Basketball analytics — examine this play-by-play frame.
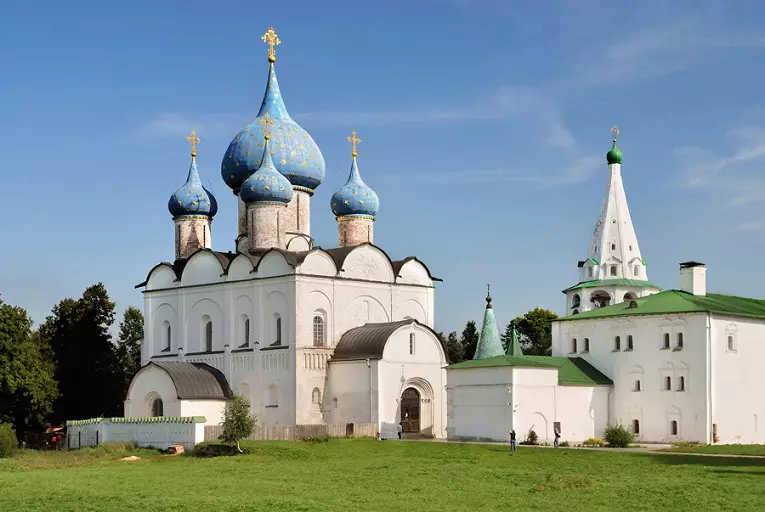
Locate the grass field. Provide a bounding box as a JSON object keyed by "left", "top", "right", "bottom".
{"left": 664, "top": 444, "right": 765, "bottom": 457}
{"left": 1, "top": 440, "right": 764, "bottom": 511}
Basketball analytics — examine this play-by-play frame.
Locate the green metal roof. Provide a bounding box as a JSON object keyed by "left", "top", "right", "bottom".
{"left": 562, "top": 278, "right": 661, "bottom": 293}
{"left": 447, "top": 355, "right": 612, "bottom": 386}
{"left": 557, "top": 290, "right": 765, "bottom": 322}
{"left": 474, "top": 303, "right": 504, "bottom": 360}
{"left": 506, "top": 328, "right": 523, "bottom": 356}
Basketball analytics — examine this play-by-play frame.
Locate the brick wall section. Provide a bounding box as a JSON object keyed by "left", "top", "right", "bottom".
{"left": 337, "top": 216, "right": 374, "bottom": 247}
{"left": 237, "top": 195, "right": 247, "bottom": 237}
{"left": 248, "top": 203, "right": 287, "bottom": 250}
{"left": 175, "top": 216, "right": 212, "bottom": 260}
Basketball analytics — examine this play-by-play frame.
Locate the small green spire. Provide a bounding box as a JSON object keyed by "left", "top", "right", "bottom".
{"left": 607, "top": 126, "right": 622, "bottom": 164}
{"left": 473, "top": 290, "right": 504, "bottom": 360}
{"left": 506, "top": 328, "right": 524, "bottom": 356}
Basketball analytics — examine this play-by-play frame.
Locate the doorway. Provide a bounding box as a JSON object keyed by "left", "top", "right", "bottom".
{"left": 401, "top": 387, "right": 420, "bottom": 433}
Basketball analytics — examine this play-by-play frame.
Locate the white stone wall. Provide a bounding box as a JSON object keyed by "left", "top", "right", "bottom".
{"left": 125, "top": 365, "right": 181, "bottom": 417}
{"left": 67, "top": 418, "right": 205, "bottom": 451}
{"left": 337, "top": 216, "right": 374, "bottom": 247}
{"left": 174, "top": 216, "right": 212, "bottom": 260}
{"left": 180, "top": 400, "right": 226, "bottom": 426}
{"left": 710, "top": 315, "right": 765, "bottom": 443}
{"left": 553, "top": 313, "right": 709, "bottom": 443}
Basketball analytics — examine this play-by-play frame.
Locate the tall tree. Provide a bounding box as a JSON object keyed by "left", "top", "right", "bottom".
{"left": 500, "top": 323, "right": 514, "bottom": 354}
{"left": 44, "top": 284, "right": 121, "bottom": 422}
{"left": 460, "top": 321, "right": 479, "bottom": 361}
{"left": 507, "top": 308, "right": 558, "bottom": 356}
{"left": 116, "top": 306, "right": 144, "bottom": 387}
{"left": 0, "top": 299, "right": 58, "bottom": 434}
{"left": 438, "top": 331, "right": 465, "bottom": 364}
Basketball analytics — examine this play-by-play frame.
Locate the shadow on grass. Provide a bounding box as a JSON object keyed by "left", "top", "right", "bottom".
{"left": 645, "top": 453, "right": 765, "bottom": 468}
{"left": 711, "top": 469, "right": 765, "bottom": 476}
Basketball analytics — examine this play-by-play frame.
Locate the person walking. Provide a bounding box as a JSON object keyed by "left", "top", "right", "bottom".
{"left": 397, "top": 422, "right": 403, "bottom": 439}
{"left": 509, "top": 429, "right": 517, "bottom": 452}
{"left": 554, "top": 429, "right": 561, "bottom": 448}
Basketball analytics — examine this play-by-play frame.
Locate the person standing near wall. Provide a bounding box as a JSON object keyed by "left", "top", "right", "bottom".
{"left": 554, "top": 430, "right": 561, "bottom": 448}
{"left": 509, "top": 429, "right": 516, "bottom": 452}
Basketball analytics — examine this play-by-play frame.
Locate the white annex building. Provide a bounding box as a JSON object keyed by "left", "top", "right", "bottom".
{"left": 125, "top": 28, "right": 448, "bottom": 438}
{"left": 447, "top": 130, "right": 765, "bottom": 445}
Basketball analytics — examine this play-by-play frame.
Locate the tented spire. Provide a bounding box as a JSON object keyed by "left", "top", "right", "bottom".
{"left": 473, "top": 289, "right": 504, "bottom": 360}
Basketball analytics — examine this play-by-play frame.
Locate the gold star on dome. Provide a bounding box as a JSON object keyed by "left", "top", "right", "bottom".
{"left": 343, "top": 200, "right": 349, "bottom": 205}
{"left": 262, "top": 26, "right": 281, "bottom": 63}
{"left": 281, "top": 159, "right": 287, "bottom": 164}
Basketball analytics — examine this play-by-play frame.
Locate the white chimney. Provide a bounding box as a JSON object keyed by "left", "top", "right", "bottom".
{"left": 679, "top": 261, "right": 706, "bottom": 296}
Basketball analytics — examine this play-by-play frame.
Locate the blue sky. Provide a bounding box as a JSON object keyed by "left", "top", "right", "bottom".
{"left": 3, "top": 0, "right": 765, "bottom": 335}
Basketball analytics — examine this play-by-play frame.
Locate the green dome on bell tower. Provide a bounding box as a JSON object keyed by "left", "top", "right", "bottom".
{"left": 606, "top": 126, "right": 623, "bottom": 164}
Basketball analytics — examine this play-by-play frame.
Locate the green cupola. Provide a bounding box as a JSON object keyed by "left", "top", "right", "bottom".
{"left": 606, "top": 126, "right": 622, "bottom": 164}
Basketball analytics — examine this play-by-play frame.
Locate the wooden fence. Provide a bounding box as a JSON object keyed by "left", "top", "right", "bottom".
{"left": 204, "top": 423, "right": 377, "bottom": 442}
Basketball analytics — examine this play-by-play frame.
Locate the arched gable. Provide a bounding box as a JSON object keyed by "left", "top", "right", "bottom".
{"left": 256, "top": 249, "right": 295, "bottom": 278}
{"left": 340, "top": 245, "right": 395, "bottom": 283}
{"left": 227, "top": 254, "right": 255, "bottom": 281}
{"left": 145, "top": 264, "right": 178, "bottom": 291}
{"left": 298, "top": 250, "right": 338, "bottom": 277}
{"left": 181, "top": 251, "right": 226, "bottom": 286}
{"left": 395, "top": 299, "right": 427, "bottom": 324}
{"left": 395, "top": 259, "right": 433, "bottom": 286}
{"left": 382, "top": 321, "right": 447, "bottom": 365}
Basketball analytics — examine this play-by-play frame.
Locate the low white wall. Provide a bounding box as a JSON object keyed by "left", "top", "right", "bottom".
{"left": 66, "top": 417, "right": 206, "bottom": 451}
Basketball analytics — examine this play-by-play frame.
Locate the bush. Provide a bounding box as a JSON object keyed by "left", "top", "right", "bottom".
{"left": 193, "top": 442, "right": 250, "bottom": 458}
{"left": 603, "top": 424, "right": 635, "bottom": 448}
{"left": 0, "top": 423, "right": 18, "bottom": 458}
{"left": 220, "top": 394, "right": 257, "bottom": 452}
{"left": 520, "top": 428, "right": 538, "bottom": 446}
{"left": 583, "top": 437, "right": 605, "bottom": 447}
{"left": 299, "top": 435, "right": 329, "bottom": 443}
{"left": 559, "top": 440, "right": 570, "bottom": 447}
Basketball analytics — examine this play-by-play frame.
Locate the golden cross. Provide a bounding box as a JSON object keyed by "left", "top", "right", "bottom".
{"left": 259, "top": 113, "right": 275, "bottom": 140}
{"left": 347, "top": 130, "right": 361, "bottom": 157}
{"left": 610, "top": 126, "right": 620, "bottom": 142}
{"left": 262, "top": 26, "right": 281, "bottom": 63}
{"left": 186, "top": 130, "right": 200, "bottom": 157}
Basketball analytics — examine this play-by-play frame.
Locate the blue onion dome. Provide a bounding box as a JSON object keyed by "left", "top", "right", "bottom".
{"left": 240, "top": 136, "right": 294, "bottom": 205}
{"left": 168, "top": 142, "right": 218, "bottom": 218}
{"left": 221, "top": 59, "right": 325, "bottom": 194}
{"left": 331, "top": 145, "right": 379, "bottom": 218}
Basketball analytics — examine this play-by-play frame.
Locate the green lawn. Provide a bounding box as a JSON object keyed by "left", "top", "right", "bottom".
{"left": 664, "top": 444, "right": 765, "bottom": 457}
{"left": 1, "top": 440, "right": 764, "bottom": 511}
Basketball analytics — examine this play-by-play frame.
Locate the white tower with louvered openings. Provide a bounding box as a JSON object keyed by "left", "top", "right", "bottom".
{"left": 563, "top": 128, "right": 660, "bottom": 315}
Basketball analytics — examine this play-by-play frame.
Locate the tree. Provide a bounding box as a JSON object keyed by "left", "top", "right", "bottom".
{"left": 0, "top": 299, "right": 58, "bottom": 435}
{"left": 438, "top": 331, "right": 465, "bottom": 364}
{"left": 43, "top": 284, "right": 122, "bottom": 422}
{"left": 460, "top": 321, "right": 479, "bottom": 361}
{"left": 507, "top": 308, "right": 558, "bottom": 356}
{"left": 500, "top": 323, "right": 514, "bottom": 354}
{"left": 220, "top": 394, "right": 256, "bottom": 452}
{"left": 115, "top": 307, "right": 144, "bottom": 404}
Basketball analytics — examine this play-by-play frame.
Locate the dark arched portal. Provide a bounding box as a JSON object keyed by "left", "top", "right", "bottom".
{"left": 400, "top": 387, "right": 421, "bottom": 433}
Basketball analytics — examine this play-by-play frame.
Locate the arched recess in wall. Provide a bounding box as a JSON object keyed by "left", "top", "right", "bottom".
{"left": 529, "top": 412, "right": 549, "bottom": 442}
{"left": 190, "top": 298, "right": 224, "bottom": 353}
{"left": 153, "top": 303, "right": 177, "bottom": 354}
{"left": 395, "top": 299, "right": 427, "bottom": 324}
{"left": 239, "top": 382, "right": 251, "bottom": 405}
{"left": 308, "top": 290, "right": 332, "bottom": 347}
{"left": 235, "top": 294, "right": 254, "bottom": 348}
{"left": 345, "top": 295, "right": 389, "bottom": 331}
{"left": 264, "top": 290, "right": 288, "bottom": 347}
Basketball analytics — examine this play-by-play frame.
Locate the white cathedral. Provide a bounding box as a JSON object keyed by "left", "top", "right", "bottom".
{"left": 124, "top": 28, "right": 447, "bottom": 438}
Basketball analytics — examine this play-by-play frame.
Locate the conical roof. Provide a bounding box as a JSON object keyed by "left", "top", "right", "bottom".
{"left": 473, "top": 292, "right": 505, "bottom": 360}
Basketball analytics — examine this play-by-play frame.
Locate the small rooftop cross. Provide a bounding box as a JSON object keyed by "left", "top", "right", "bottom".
{"left": 262, "top": 25, "right": 281, "bottom": 62}
{"left": 610, "top": 126, "right": 620, "bottom": 142}
{"left": 347, "top": 130, "right": 361, "bottom": 158}
{"left": 186, "top": 131, "right": 200, "bottom": 158}
{"left": 259, "top": 113, "right": 275, "bottom": 140}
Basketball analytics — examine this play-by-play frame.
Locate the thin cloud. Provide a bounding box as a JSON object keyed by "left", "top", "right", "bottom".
{"left": 139, "top": 112, "right": 245, "bottom": 140}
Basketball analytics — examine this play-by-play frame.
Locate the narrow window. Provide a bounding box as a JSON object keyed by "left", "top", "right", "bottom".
{"left": 244, "top": 318, "right": 250, "bottom": 347}
{"left": 677, "top": 333, "right": 684, "bottom": 348}
{"left": 663, "top": 333, "right": 670, "bottom": 349}
{"left": 614, "top": 336, "right": 621, "bottom": 351}
{"left": 409, "top": 333, "right": 415, "bottom": 355}
{"left": 572, "top": 294, "right": 581, "bottom": 308}
{"left": 627, "top": 335, "right": 634, "bottom": 350}
{"left": 276, "top": 316, "right": 282, "bottom": 345}
{"left": 727, "top": 335, "right": 735, "bottom": 351}
{"left": 311, "top": 387, "right": 321, "bottom": 405}
{"left": 665, "top": 376, "right": 672, "bottom": 391}
{"left": 205, "top": 321, "right": 213, "bottom": 352}
{"left": 678, "top": 376, "right": 685, "bottom": 391}
{"left": 571, "top": 338, "right": 578, "bottom": 353}
{"left": 588, "top": 266, "right": 593, "bottom": 278}
{"left": 632, "top": 419, "right": 640, "bottom": 434}
{"left": 671, "top": 420, "right": 678, "bottom": 436}
{"left": 633, "top": 265, "right": 639, "bottom": 276}
{"left": 610, "top": 265, "right": 617, "bottom": 276}
{"left": 611, "top": 243, "right": 616, "bottom": 250}
{"left": 634, "top": 380, "right": 641, "bottom": 392}
{"left": 152, "top": 398, "right": 163, "bottom": 417}
{"left": 584, "top": 338, "right": 590, "bottom": 352}
{"left": 312, "top": 316, "right": 325, "bottom": 347}
{"left": 165, "top": 324, "right": 171, "bottom": 351}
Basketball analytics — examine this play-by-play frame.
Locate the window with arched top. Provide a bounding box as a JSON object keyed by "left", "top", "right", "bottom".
{"left": 584, "top": 338, "right": 590, "bottom": 352}
{"left": 632, "top": 419, "right": 640, "bottom": 434}
{"left": 627, "top": 335, "right": 634, "bottom": 350}
{"left": 634, "top": 379, "right": 641, "bottom": 392}
{"left": 678, "top": 376, "right": 685, "bottom": 391}
{"left": 670, "top": 420, "right": 678, "bottom": 436}
{"left": 663, "top": 333, "right": 670, "bottom": 349}
{"left": 634, "top": 265, "right": 639, "bottom": 277}
{"left": 665, "top": 376, "right": 672, "bottom": 391}
{"left": 312, "top": 387, "right": 321, "bottom": 405}
{"left": 587, "top": 266, "right": 594, "bottom": 278}
{"left": 275, "top": 316, "right": 282, "bottom": 345}
{"left": 572, "top": 294, "right": 581, "bottom": 308}
{"left": 205, "top": 320, "right": 213, "bottom": 352}
{"left": 611, "top": 243, "right": 616, "bottom": 251}
{"left": 727, "top": 334, "right": 736, "bottom": 352}
{"left": 571, "top": 338, "right": 578, "bottom": 354}
{"left": 677, "top": 333, "right": 684, "bottom": 349}
{"left": 614, "top": 336, "right": 621, "bottom": 351}
{"left": 152, "top": 398, "right": 163, "bottom": 417}
{"left": 161, "top": 321, "right": 171, "bottom": 352}
{"left": 313, "top": 316, "right": 325, "bottom": 347}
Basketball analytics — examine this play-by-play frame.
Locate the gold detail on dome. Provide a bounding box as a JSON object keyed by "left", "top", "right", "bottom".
{"left": 347, "top": 130, "right": 361, "bottom": 158}
{"left": 610, "top": 126, "right": 620, "bottom": 142}
{"left": 281, "top": 159, "right": 287, "bottom": 164}
{"left": 262, "top": 26, "right": 281, "bottom": 63}
{"left": 259, "top": 112, "right": 275, "bottom": 140}
{"left": 186, "top": 130, "right": 200, "bottom": 158}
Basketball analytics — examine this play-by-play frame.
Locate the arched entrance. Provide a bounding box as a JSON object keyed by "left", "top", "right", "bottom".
{"left": 400, "top": 387, "right": 420, "bottom": 433}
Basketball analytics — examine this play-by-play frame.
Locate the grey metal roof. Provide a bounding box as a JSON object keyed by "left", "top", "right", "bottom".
{"left": 332, "top": 319, "right": 449, "bottom": 362}
{"left": 150, "top": 361, "right": 233, "bottom": 400}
